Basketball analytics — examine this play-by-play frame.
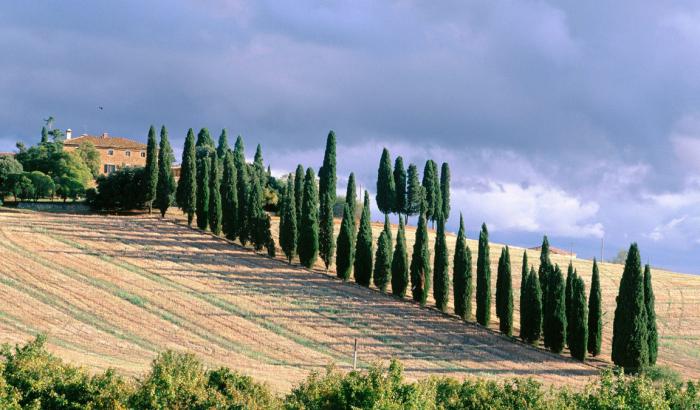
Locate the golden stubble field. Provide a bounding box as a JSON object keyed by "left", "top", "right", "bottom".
{"left": 0, "top": 208, "right": 697, "bottom": 392}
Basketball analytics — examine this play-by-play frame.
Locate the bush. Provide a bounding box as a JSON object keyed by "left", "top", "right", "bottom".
{"left": 87, "top": 166, "right": 145, "bottom": 211}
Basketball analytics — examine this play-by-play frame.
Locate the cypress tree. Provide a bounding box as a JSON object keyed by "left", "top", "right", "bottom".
{"left": 522, "top": 267, "right": 543, "bottom": 344}
{"left": 41, "top": 126, "right": 49, "bottom": 143}
{"left": 195, "top": 156, "right": 210, "bottom": 230}
{"left": 176, "top": 129, "right": 197, "bottom": 226}
{"left": 383, "top": 214, "right": 393, "bottom": 266}
{"left": 319, "top": 131, "right": 337, "bottom": 271}
{"left": 547, "top": 265, "right": 567, "bottom": 354}
{"left": 565, "top": 262, "right": 575, "bottom": 348}
{"left": 345, "top": 172, "right": 357, "bottom": 230}
{"left": 233, "top": 136, "right": 250, "bottom": 245}
{"left": 393, "top": 156, "right": 407, "bottom": 217}
{"left": 644, "top": 264, "right": 658, "bottom": 366}
{"left": 143, "top": 125, "right": 158, "bottom": 212}
{"left": 391, "top": 217, "right": 409, "bottom": 298}
{"left": 294, "top": 165, "right": 305, "bottom": 241}
{"left": 354, "top": 191, "right": 373, "bottom": 286}
{"left": 253, "top": 144, "right": 266, "bottom": 187}
{"left": 612, "top": 243, "right": 649, "bottom": 373}
{"left": 248, "top": 174, "right": 266, "bottom": 251}
{"left": 588, "top": 259, "right": 603, "bottom": 357}
{"left": 373, "top": 231, "right": 391, "bottom": 292}
{"left": 154, "top": 126, "right": 176, "bottom": 218}
{"left": 453, "top": 214, "right": 471, "bottom": 320}
{"left": 336, "top": 203, "right": 354, "bottom": 280}
{"left": 410, "top": 209, "right": 431, "bottom": 305}
{"left": 422, "top": 160, "right": 439, "bottom": 222}
{"left": 519, "top": 250, "right": 529, "bottom": 340}
{"left": 475, "top": 223, "right": 491, "bottom": 326}
{"left": 217, "top": 129, "right": 230, "bottom": 160}
{"left": 439, "top": 162, "right": 450, "bottom": 221}
{"left": 570, "top": 276, "right": 588, "bottom": 361}
{"left": 298, "top": 168, "right": 319, "bottom": 268}
{"left": 538, "top": 236, "right": 552, "bottom": 346}
{"left": 196, "top": 128, "right": 214, "bottom": 148}
{"left": 208, "top": 152, "right": 222, "bottom": 235}
{"left": 264, "top": 213, "right": 275, "bottom": 257}
{"left": 280, "top": 176, "right": 297, "bottom": 263}
{"left": 405, "top": 164, "right": 422, "bottom": 223}
{"left": 319, "top": 130, "right": 337, "bottom": 203}
{"left": 496, "top": 246, "right": 513, "bottom": 336}
{"left": 221, "top": 151, "right": 239, "bottom": 240}
{"left": 433, "top": 213, "right": 449, "bottom": 312}
{"left": 376, "top": 148, "right": 395, "bottom": 215}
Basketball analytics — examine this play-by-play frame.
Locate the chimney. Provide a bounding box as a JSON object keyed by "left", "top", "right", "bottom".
{"left": 66, "top": 129, "right": 72, "bottom": 140}
{"left": 102, "top": 132, "right": 109, "bottom": 139}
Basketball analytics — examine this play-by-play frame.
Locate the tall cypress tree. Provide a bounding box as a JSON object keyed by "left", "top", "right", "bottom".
{"left": 345, "top": 172, "right": 357, "bottom": 231}
{"left": 196, "top": 156, "right": 210, "bottom": 230}
{"left": 433, "top": 213, "right": 449, "bottom": 312}
{"left": 294, "top": 165, "right": 305, "bottom": 237}
{"left": 422, "top": 160, "right": 439, "bottom": 223}
{"left": 155, "top": 126, "right": 176, "bottom": 218}
{"left": 319, "top": 131, "right": 337, "bottom": 203}
{"left": 354, "top": 191, "right": 373, "bottom": 286}
{"left": 176, "top": 129, "right": 197, "bottom": 226}
{"left": 644, "top": 264, "right": 658, "bottom": 366}
{"left": 522, "top": 267, "right": 543, "bottom": 344}
{"left": 233, "top": 136, "right": 249, "bottom": 245}
{"left": 588, "top": 259, "right": 603, "bottom": 357}
{"left": 519, "top": 251, "right": 529, "bottom": 340}
{"left": 439, "top": 162, "right": 450, "bottom": 221}
{"left": 373, "top": 231, "right": 391, "bottom": 292}
{"left": 496, "top": 246, "right": 513, "bottom": 336}
{"left": 405, "top": 164, "right": 422, "bottom": 223}
{"left": 391, "top": 218, "right": 409, "bottom": 298}
{"left": 279, "top": 176, "right": 297, "bottom": 263}
{"left": 453, "top": 214, "right": 471, "bottom": 320}
{"left": 612, "top": 243, "right": 649, "bottom": 373}
{"left": 208, "top": 152, "right": 222, "bottom": 235}
{"left": 221, "top": 151, "right": 239, "bottom": 240}
{"left": 393, "top": 156, "right": 407, "bottom": 217}
{"left": 298, "top": 168, "right": 319, "bottom": 268}
{"left": 547, "top": 265, "right": 567, "bottom": 353}
{"left": 476, "top": 223, "right": 491, "bottom": 326}
{"left": 143, "top": 125, "right": 158, "bottom": 212}
{"left": 253, "top": 144, "right": 266, "bottom": 188}
{"left": 538, "top": 236, "right": 552, "bottom": 346}
{"left": 410, "top": 209, "right": 431, "bottom": 305}
{"left": 196, "top": 128, "right": 214, "bottom": 148}
{"left": 565, "top": 262, "right": 575, "bottom": 348}
{"left": 318, "top": 131, "right": 337, "bottom": 271}
{"left": 217, "top": 129, "right": 230, "bottom": 160}
{"left": 570, "top": 276, "right": 588, "bottom": 361}
{"left": 247, "top": 173, "right": 264, "bottom": 250}
{"left": 383, "top": 214, "right": 393, "bottom": 266}
{"left": 336, "top": 203, "right": 354, "bottom": 280}
{"left": 376, "top": 148, "right": 395, "bottom": 215}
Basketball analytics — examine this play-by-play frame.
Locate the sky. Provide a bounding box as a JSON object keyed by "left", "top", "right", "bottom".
{"left": 1, "top": 1, "right": 699, "bottom": 273}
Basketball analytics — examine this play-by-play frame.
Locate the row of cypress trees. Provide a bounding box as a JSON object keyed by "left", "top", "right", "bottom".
{"left": 141, "top": 125, "right": 176, "bottom": 218}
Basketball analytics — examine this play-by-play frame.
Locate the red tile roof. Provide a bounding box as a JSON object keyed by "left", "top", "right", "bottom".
{"left": 63, "top": 134, "right": 146, "bottom": 150}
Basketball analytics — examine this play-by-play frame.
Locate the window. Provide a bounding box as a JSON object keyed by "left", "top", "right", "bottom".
{"left": 104, "top": 164, "right": 116, "bottom": 174}
{"left": 107, "top": 149, "right": 114, "bottom": 156}
{"left": 125, "top": 150, "right": 131, "bottom": 157}
{"left": 140, "top": 151, "right": 146, "bottom": 158}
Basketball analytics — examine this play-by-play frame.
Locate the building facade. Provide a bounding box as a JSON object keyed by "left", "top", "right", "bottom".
{"left": 63, "top": 130, "right": 147, "bottom": 175}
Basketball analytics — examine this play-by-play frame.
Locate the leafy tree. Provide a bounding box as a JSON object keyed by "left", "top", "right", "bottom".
{"left": 345, "top": 172, "right": 357, "bottom": 231}
{"left": 391, "top": 217, "right": 409, "bottom": 298}
{"left": 588, "top": 259, "right": 603, "bottom": 357}
{"left": 176, "top": 129, "right": 197, "bottom": 226}
{"left": 373, "top": 231, "right": 391, "bottom": 292}
{"left": 439, "top": 162, "right": 450, "bottom": 221}
{"left": 519, "top": 251, "right": 529, "bottom": 340}
{"left": 354, "top": 191, "right": 373, "bottom": 286}
{"left": 410, "top": 209, "right": 431, "bottom": 305}
{"left": 0, "top": 156, "right": 22, "bottom": 187}
{"left": 221, "top": 151, "right": 239, "bottom": 240}
{"left": 217, "top": 129, "right": 230, "bottom": 160}
{"left": 143, "top": 125, "right": 159, "bottom": 213}
{"left": 27, "top": 171, "right": 54, "bottom": 201}
{"left": 475, "top": 223, "right": 491, "bottom": 326}
{"left": 570, "top": 276, "right": 588, "bottom": 361}
{"left": 208, "top": 152, "right": 223, "bottom": 235}
{"left": 298, "top": 168, "right": 319, "bottom": 268}
{"left": 55, "top": 176, "right": 84, "bottom": 202}
{"left": 376, "top": 148, "right": 395, "bottom": 215}
{"left": 547, "top": 265, "right": 567, "bottom": 354}
{"left": 433, "top": 213, "right": 449, "bottom": 312}
{"left": 566, "top": 262, "right": 575, "bottom": 348}
{"left": 612, "top": 243, "right": 649, "bottom": 373}
{"left": 496, "top": 246, "right": 513, "bottom": 336}
{"left": 336, "top": 203, "right": 354, "bottom": 280}
{"left": 280, "top": 176, "right": 297, "bottom": 263}
{"left": 644, "top": 264, "right": 658, "bottom": 366}
{"left": 521, "top": 267, "right": 542, "bottom": 344}
{"left": 294, "top": 165, "right": 305, "bottom": 241}
{"left": 319, "top": 131, "right": 337, "bottom": 270}
{"left": 453, "top": 214, "right": 472, "bottom": 320}
{"left": 393, "top": 156, "right": 406, "bottom": 217}
{"left": 87, "top": 167, "right": 145, "bottom": 210}
{"left": 75, "top": 141, "right": 101, "bottom": 178}
{"left": 405, "top": 164, "right": 422, "bottom": 223}
{"left": 196, "top": 156, "right": 210, "bottom": 230}
{"left": 3, "top": 173, "right": 33, "bottom": 201}
{"left": 233, "top": 136, "right": 250, "bottom": 245}
{"left": 155, "top": 126, "right": 176, "bottom": 217}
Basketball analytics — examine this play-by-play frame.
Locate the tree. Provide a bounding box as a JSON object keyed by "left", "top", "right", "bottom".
{"left": 318, "top": 131, "right": 337, "bottom": 271}
{"left": 475, "top": 223, "right": 491, "bottom": 326}
{"left": 294, "top": 165, "right": 305, "bottom": 242}
{"left": 391, "top": 217, "right": 409, "bottom": 298}
{"left": 519, "top": 251, "right": 529, "bottom": 340}
{"left": 221, "top": 151, "right": 239, "bottom": 240}
{"left": 439, "top": 162, "right": 450, "bottom": 221}
{"left": 547, "top": 265, "right": 567, "bottom": 354}
{"left": 565, "top": 261, "right": 575, "bottom": 348}
{"left": 0, "top": 156, "right": 23, "bottom": 188}
{"left": 176, "top": 129, "right": 197, "bottom": 226}
{"left": 196, "top": 128, "right": 214, "bottom": 148}
{"left": 538, "top": 236, "right": 552, "bottom": 346}
{"left": 612, "top": 243, "right": 649, "bottom": 373}
{"left": 410, "top": 209, "right": 431, "bottom": 305}
{"left": 432, "top": 213, "right": 449, "bottom": 312}
{"left": 336, "top": 203, "right": 354, "bottom": 280}
{"left": 208, "top": 152, "right": 222, "bottom": 235}
{"left": 588, "top": 259, "right": 603, "bottom": 357}
{"left": 644, "top": 264, "right": 658, "bottom": 366}
{"left": 570, "top": 276, "right": 588, "bottom": 361}
{"left": 248, "top": 172, "right": 266, "bottom": 251}
{"left": 4, "top": 173, "right": 33, "bottom": 201}
{"left": 382, "top": 214, "right": 393, "bottom": 266}
{"left": 55, "top": 176, "right": 84, "bottom": 202}
{"left": 75, "top": 141, "right": 101, "bottom": 178}
{"left": 373, "top": 231, "right": 391, "bottom": 293}
{"left": 405, "top": 164, "right": 422, "bottom": 223}
{"left": 264, "top": 213, "right": 275, "bottom": 257}
{"left": 155, "top": 126, "right": 176, "bottom": 218}
{"left": 393, "top": 156, "right": 406, "bottom": 217}
{"left": 521, "top": 267, "right": 543, "bottom": 344}
{"left": 298, "top": 168, "right": 319, "bottom": 268}
{"left": 280, "top": 176, "right": 297, "bottom": 263}
{"left": 217, "top": 129, "right": 230, "bottom": 160}
{"left": 253, "top": 144, "right": 265, "bottom": 188}
{"left": 196, "top": 156, "right": 210, "bottom": 230}
{"left": 143, "top": 125, "right": 159, "bottom": 212}
{"left": 376, "top": 148, "right": 395, "bottom": 215}
{"left": 421, "top": 160, "right": 440, "bottom": 223}
{"left": 354, "top": 191, "right": 373, "bottom": 287}
{"left": 345, "top": 172, "right": 357, "bottom": 230}
{"left": 41, "top": 126, "right": 49, "bottom": 143}
{"left": 27, "top": 171, "right": 54, "bottom": 201}
{"left": 234, "top": 136, "right": 250, "bottom": 245}
{"left": 453, "top": 214, "right": 472, "bottom": 320}
{"left": 496, "top": 246, "right": 513, "bottom": 336}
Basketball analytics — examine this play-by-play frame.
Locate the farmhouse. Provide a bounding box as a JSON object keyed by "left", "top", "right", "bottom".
{"left": 63, "top": 129, "right": 147, "bottom": 175}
